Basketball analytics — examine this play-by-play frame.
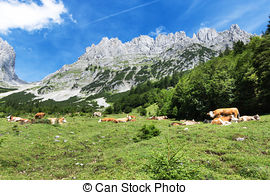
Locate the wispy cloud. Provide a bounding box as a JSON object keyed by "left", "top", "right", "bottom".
{"left": 206, "top": 1, "right": 269, "bottom": 32}
{"left": 0, "top": 0, "right": 73, "bottom": 34}
{"left": 184, "top": 0, "right": 203, "bottom": 15}
{"left": 149, "top": 26, "right": 167, "bottom": 37}
{"left": 88, "top": 0, "right": 160, "bottom": 24}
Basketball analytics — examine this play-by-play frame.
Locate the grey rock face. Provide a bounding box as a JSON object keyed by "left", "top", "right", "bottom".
{"left": 34, "top": 24, "right": 253, "bottom": 100}
{"left": 0, "top": 37, "right": 26, "bottom": 87}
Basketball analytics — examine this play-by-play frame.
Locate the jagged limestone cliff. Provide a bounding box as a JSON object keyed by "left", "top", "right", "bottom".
{"left": 0, "top": 37, "right": 25, "bottom": 87}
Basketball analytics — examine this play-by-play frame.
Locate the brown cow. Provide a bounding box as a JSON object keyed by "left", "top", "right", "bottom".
{"left": 35, "top": 112, "right": 46, "bottom": 119}
{"left": 114, "top": 116, "right": 132, "bottom": 123}
{"left": 58, "top": 117, "right": 67, "bottom": 124}
{"left": 127, "top": 115, "right": 136, "bottom": 119}
{"left": 19, "top": 118, "right": 31, "bottom": 124}
{"left": 208, "top": 108, "right": 240, "bottom": 118}
{"left": 211, "top": 115, "right": 238, "bottom": 125}
{"left": 170, "top": 122, "right": 184, "bottom": 126}
{"left": 98, "top": 118, "right": 116, "bottom": 122}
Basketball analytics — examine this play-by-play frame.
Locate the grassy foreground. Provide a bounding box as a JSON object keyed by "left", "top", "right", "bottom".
{"left": 0, "top": 113, "right": 269, "bottom": 180}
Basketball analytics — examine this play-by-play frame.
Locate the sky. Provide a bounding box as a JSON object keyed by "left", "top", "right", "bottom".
{"left": 0, "top": 0, "right": 269, "bottom": 82}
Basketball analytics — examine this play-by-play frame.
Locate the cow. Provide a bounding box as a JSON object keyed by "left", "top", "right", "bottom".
{"left": 170, "top": 122, "right": 184, "bottom": 126}
{"left": 35, "top": 112, "right": 46, "bottom": 119}
{"left": 239, "top": 114, "right": 260, "bottom": 122}
{"left": 127, "top": 115, "right": 136, "bottom": 119}
{"left": 147, "top": 116, "right": 168, "bottom": 120}
{"left": 7, "top": 115, "right": 22, "bottom": 122}
{"left": 93, "top": 112, "right": 102, "bottom": 117}
{"left": 113, "top": 116, "right": 132, "bottom": 123}
{"left": 208, "top": 108, "right": 240, "bottom": 119}
{"left": 48, "top": 118, "right": 58, "bottom": 125}
{"left": 19, "top": 118, "right": 31, "bottom": 124}
{"left": 181, "top": 120, "right": 200, "bottom": 125}
{"left": 98, "top": 118, "right": 116, "bottom": 123}
{"left": 211, "top": 115, "right": 238, "bottom": 125}
{"left": 48, "top": 117, "right": 67, "bottom": 125}
{"left": 58, "top": 117, "right": 67, "bottom": 124}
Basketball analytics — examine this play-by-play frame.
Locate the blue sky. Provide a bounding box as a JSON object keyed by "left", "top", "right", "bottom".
{"left": 0, "top": 0, "right": 269, "bottom": 82}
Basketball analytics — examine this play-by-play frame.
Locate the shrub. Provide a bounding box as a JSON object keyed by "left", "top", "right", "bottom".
{"left": 133, "top": 125, "right": 160, "bottom": 142}
{"left": 123, "top": 106, "right": 132, "bottom": 113}
{"left": 138, "top": 106, "right": 147, "bottom": 116}
{"left": 146, "top": 138, "right": 200, "bottom": 180}
{"left": 147, "top": 152, "right": 200, "bottom": 180}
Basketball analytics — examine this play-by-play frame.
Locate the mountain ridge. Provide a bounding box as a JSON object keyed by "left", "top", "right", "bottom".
{"left": 0, "top": 24, "right": 254, "bottom": 102}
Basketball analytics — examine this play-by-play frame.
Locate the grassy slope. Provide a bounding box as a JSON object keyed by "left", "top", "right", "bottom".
{"left": 0, "top": 114, "right": 269, "bottom": 180}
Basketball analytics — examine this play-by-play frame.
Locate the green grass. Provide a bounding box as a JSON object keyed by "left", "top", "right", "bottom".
{"left": 0, "top": 114, "right": 269, "bottom": 180}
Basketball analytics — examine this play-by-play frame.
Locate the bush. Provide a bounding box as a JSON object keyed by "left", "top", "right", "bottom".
{"left": 133, "top": 125, "right": 160, "bottom": 142}
{"left": 137, "top": 106, "right": 146, "bottom": 116}
{"left": 147, "top": 152, "right": 200, "bottom": 180}
{"left": 123, "top": 106, "right": 132, "bottom": 113}
{"left": 104, "top": 106, "right": 113, "bottom": 114}
{"left": 146, "top": 138, "right": 200, "bottom": 180}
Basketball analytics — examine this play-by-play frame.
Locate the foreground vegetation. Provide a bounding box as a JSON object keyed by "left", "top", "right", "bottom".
{"left": 0, "top": 113, "right": 269, "bottom": 180}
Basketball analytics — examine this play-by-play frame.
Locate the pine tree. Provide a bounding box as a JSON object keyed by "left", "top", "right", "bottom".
{"left": 266, "top": 15, "right": 270, "bottom": 35}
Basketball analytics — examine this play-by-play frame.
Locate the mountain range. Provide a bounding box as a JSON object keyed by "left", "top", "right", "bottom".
{"left": 0, "top": 24, "right": 253, "bottom": 103}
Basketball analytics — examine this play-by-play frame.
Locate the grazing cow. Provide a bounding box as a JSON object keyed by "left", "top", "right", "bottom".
{"left": 239, "top": 114, "right": 260, "bottom": 122}
{"left": 7, "top": 115, "right": 22, "bottom": 122}
{"left": 35, "top": 112, "right": 46, "bottom": 119}
{"left": 93, "top": 112, "right": 102, "bottom": 117}
{"left": 114, "top": 116, "right": 132, "bottom": 123}
{"left": 208, "top": 108, "right": 240, "bottom": 118}
{"left": 98, "top": 118, "right": 116, "bottom": 122}
{"left": 211, "top": 115, "right": 238, "bottom": 125}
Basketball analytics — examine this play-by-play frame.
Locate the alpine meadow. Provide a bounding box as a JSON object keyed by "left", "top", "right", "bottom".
{"left": 0, "top": 0, "right": 270, "bottom": 181}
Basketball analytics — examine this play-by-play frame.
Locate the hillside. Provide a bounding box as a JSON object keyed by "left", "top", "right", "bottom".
{"left": 0, "top": 113, "right": 269, "bottom": 179}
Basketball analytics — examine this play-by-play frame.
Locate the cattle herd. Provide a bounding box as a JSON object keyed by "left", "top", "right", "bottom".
{"left": 97, "top": 107, "right": 260, "bottom": 126}
{"left": 6, "top": 112, "right": 67, "bottom": 125}
{"left": 6, "top": 107, "right": 260, "bottom": 127}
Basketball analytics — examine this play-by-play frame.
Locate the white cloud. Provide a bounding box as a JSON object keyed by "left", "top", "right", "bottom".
{"left": 149, "top": 26, "right": 167, "bottom": 37}
{"left": 0, "top": 0, "right": 71, "bottom": 33}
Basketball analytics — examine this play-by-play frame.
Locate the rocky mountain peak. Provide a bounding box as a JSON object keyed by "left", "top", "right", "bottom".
{"left": 196, "top": 28, "right": 219, "bottom": 42}
{"left": 0, "top": 37, "right": 25, "bottom": 86}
